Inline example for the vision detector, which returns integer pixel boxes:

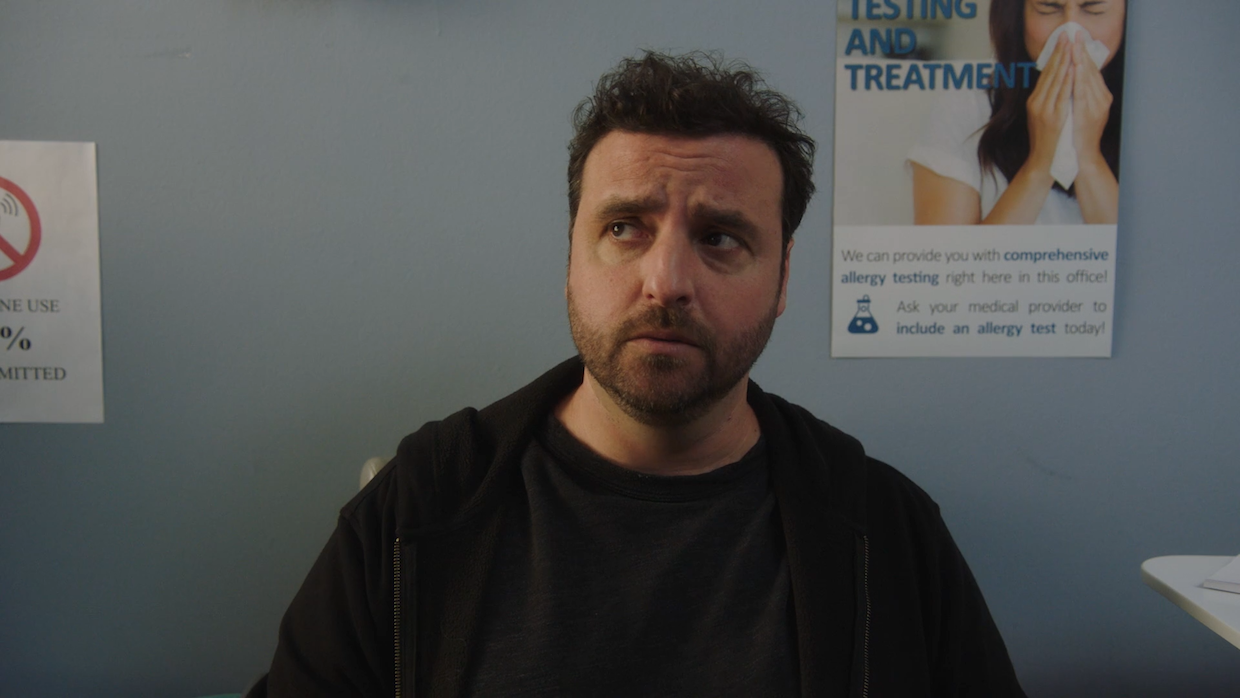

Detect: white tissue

[1034,22,1110,189]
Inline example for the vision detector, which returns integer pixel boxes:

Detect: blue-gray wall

[2,1,1237,695]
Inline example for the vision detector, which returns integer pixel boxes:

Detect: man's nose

[640,230,695,308]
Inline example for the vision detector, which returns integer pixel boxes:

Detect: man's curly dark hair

[568,51,816,249]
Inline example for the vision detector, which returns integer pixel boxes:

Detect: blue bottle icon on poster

[848,295,879,334]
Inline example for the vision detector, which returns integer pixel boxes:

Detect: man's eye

[608,222,637,239]
[702,231,741,250]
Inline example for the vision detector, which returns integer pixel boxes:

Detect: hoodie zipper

[863,535,872,698]
[394,537,403,698]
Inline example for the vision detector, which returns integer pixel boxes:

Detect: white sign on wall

[0,141,103,422]
[833,225,1114,357]
[831,1,1128,357]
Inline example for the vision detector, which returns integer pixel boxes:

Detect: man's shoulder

[758,389,865,455]
[339,357,586,532]
[337,405,483,532]
[753,385,942,529]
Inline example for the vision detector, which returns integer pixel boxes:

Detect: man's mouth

[630,329,698,346]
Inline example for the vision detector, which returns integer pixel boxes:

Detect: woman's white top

[907,89,1085,225]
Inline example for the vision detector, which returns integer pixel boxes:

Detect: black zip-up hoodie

[255,357,1025,697]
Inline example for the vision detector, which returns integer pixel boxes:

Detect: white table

[1142,555,1240,650]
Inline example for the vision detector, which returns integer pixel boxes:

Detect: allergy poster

[831,0,1128,357]
[0,141,103,422]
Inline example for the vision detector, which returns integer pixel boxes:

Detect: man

[253,52,1025,697]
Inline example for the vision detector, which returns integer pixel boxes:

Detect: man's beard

[567,290,779,427]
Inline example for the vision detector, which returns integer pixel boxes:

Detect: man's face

[566,130,789,426]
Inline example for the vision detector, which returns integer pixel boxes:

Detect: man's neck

[553,369,761,476]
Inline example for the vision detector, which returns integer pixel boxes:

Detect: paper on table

[1203,555,1240,594]
[1035,22,1110,189]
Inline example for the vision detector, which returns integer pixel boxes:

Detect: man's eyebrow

[691,204,761,238]
[592,196,763,237]
[595,195,666,219]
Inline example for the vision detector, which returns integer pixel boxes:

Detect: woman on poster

[909,0,1126,225]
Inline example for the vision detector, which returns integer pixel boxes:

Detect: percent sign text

[0,326,32,351]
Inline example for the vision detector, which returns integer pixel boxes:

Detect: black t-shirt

[464,416,800,697]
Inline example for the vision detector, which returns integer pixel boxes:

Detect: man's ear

[776,237,793,317]
[565,223,577,300]
[565,234,572,300]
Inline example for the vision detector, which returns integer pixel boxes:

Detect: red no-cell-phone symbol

[0,176,41,281]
